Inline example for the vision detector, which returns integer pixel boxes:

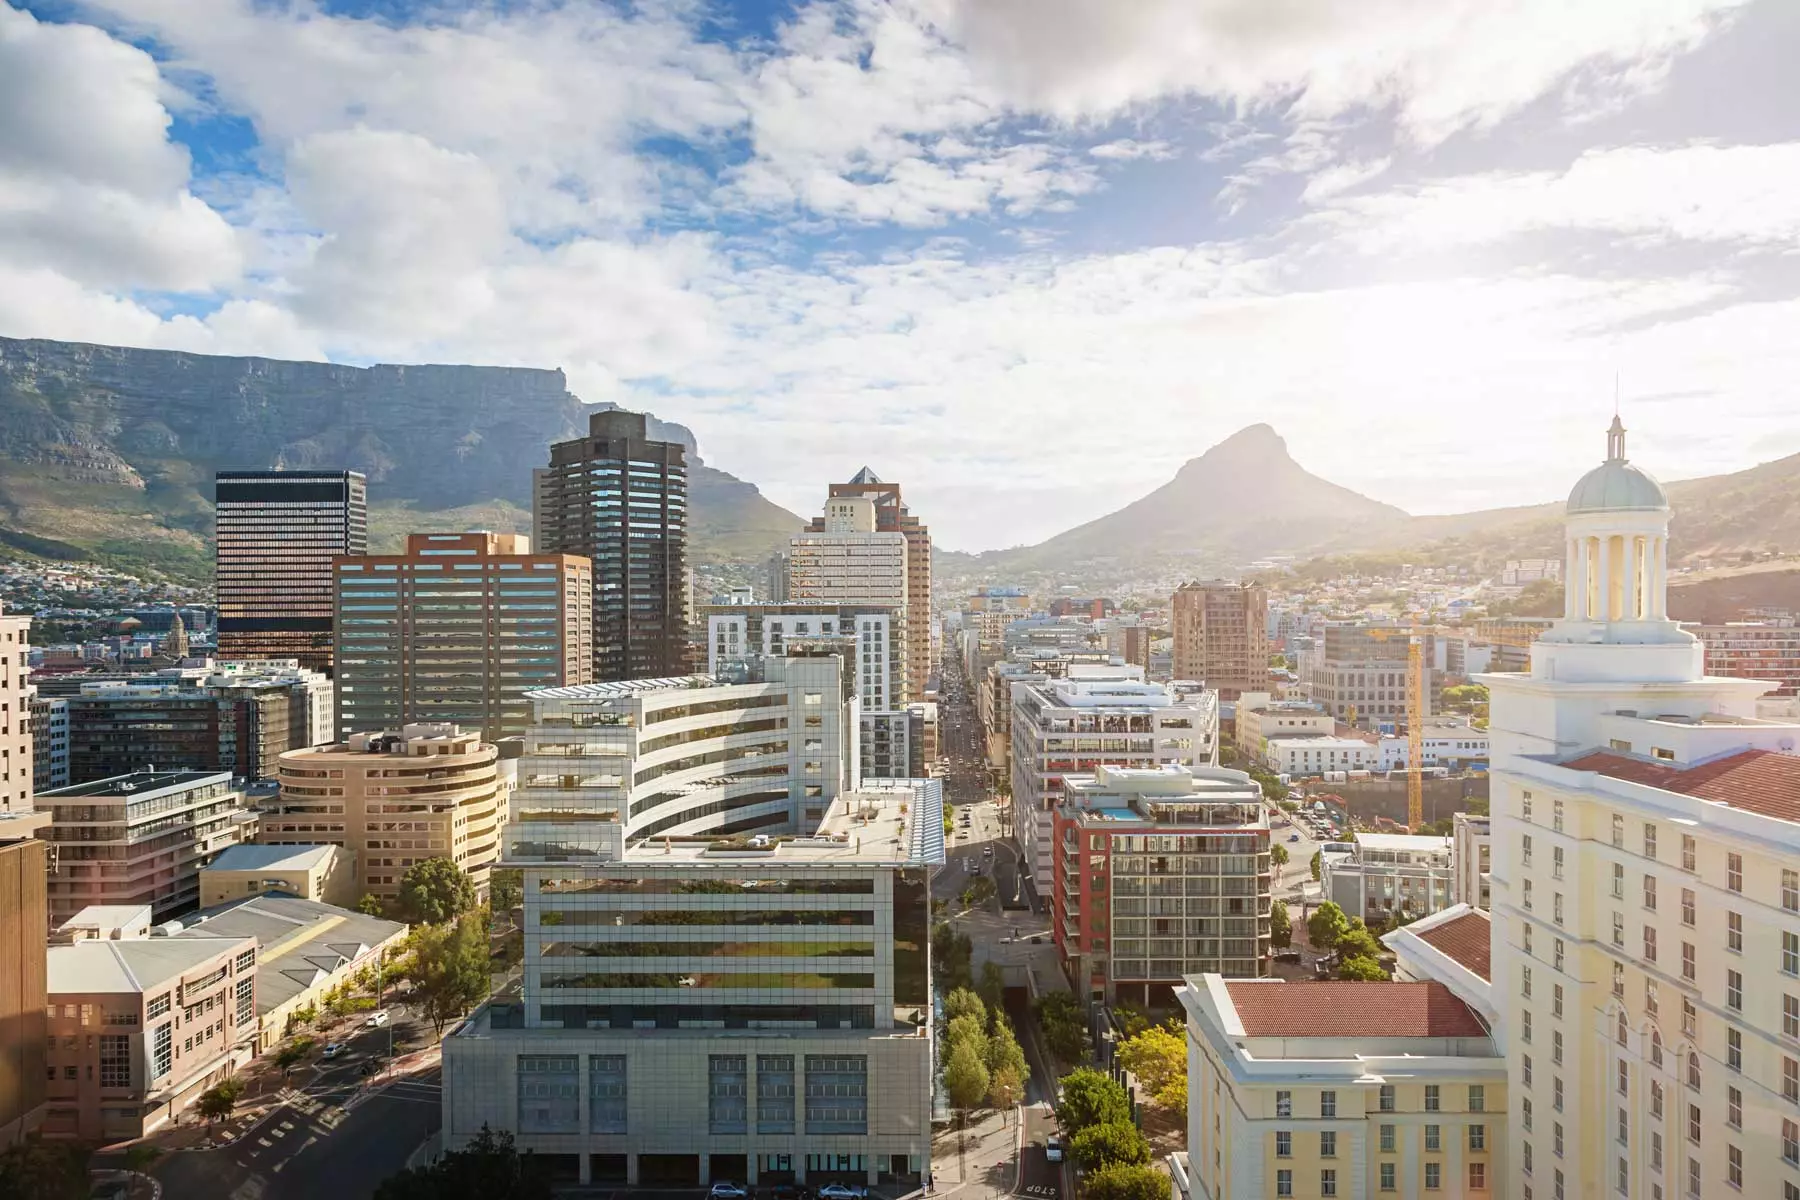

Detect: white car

[1045,1135,1065,1163]
[365,1009,391,1028]
[709,1184,748,1200]
[321,1042,346,1059]
[816,1185,867,1200]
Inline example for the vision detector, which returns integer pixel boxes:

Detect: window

[1426,1125,1441,1152]
[1380,1162,1396,1192]
[1683,997,1697,1037]
[147,994,170,1020]
[1614,961,1626,997]
[1554,1077,1564,1112]
[1553,846,1564,879]
[1727,970,1742,1012]
[1681,835,1696,872]
[1788,994,1799,1039]
[1648,980,1660,1016]
[1619,1060,1630,1093]
[1682,942,1697,981]
[1619,1107,1630,1144]
[1727,1085,1741,1128]
[1275,1131,1292,1158]
[1320,1169,1337,1197]
[1553,1030,1564,1065]
[1522,1011,1533,1044]
[98,1035,130,1088]
[804,1055,868,1134]
[1553,1122,1564,1156]
[1726,1026,1742,1071]
[1555,893,1565,924]
[1425,1084,1440,1112]
[1645,823,1658,859]
[1470,1084,1485,1113]
[1613,863,1625,898]
[1525,925,1535,957]
[1785,868,1799,913]
[1557,1168,1566,1200]
[1320,1131,1336,1158]
[1554,939,1565,971]
[1425,1163,1441,1191]
[1688,1052,1702,1090]
[1653,1129,1664,1171]
[1645,926,1659,962]
[1524,1140,1535,1172]
[708,1055,749,1134]
[1553,800,1564,832]
[1613,912,1625,945]
[1470,1124,1486,1151]
[1727,911,1743,953]
[1276,1170,1292,1198]
[1380,1124,1396,1153]
[1617,1157,1629,1195]
[1276,1090,1292,1117]
[1727,1143,1742,1189]
[1727,852,1742,892]
[1523,1054,1533,1086]
[1787,931,1800,976]
[1523,834,1533,866]
[1688,1103,1701,1144]
[1471,1163,1487,1191]
[1320,1090,1336,1118]
[1785,1056,1799,1103]
[149,1024,172,1079]
[1524,878,1534,910]
[1523,1096,1534,1131]
[1379,1084,1395,1112]
[1784,1118,1799,1166]
[1554,984,1564,1017]
[1644,874,1657,910]
[592,1055,629,1133]
[1687,1159,1701,1199]
[1681,888,1696,926]
[1613,814,1625,847]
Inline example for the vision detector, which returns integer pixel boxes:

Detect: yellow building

[262,723,501,904]
[1178,975,1506,1199]
[198,843,357,908]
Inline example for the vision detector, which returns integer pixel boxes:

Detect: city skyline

[4,1,1800,550]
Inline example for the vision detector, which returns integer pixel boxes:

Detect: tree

[1116,1025,1184,1098]
[1154,1072,1188,1123]
[1071,1122,1150,1170]
[945,1014,989,1062]
[988,1064,1025,1111]
[489,868,523,914]
[1056,1067,1130,1134]
[1335,920,1383,963]
[1270,843,1289,869]
[407,912,491,1033]
[1310,850,1322,881]
[1270,899,1292,950]
[398,857,477,926]
[978,960,1006,1018]
[961,875,997,908]
[1307,901,1351,952]
[1082,1163,1169,1200]
[1035,991,1088,1065]
[986,1016,1028,1083]
[944,1043,990,1115]
[944,987,986,1025]
[274,1037,317,1076]
[374,1125,551,1200]
[356,893,386,917]
[1336,955,1390,981]
[196,1077,245,1123]
[0,1140,89,1200]
[933,923,973,991]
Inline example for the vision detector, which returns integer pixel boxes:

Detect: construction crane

[1365,624,1427,832]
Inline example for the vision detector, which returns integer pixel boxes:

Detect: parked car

[366,1009,391,1027]
[1045,1135,1065,1163]
[321,1042,346,1059]
[710,1184,748,1200]
[816,1185,866,1200]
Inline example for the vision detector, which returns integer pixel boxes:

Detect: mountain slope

[0,336,802,579]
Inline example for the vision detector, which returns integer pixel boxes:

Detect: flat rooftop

[1355,833,1455,853]
[619,780,945,869]
[527,676,718,701]
[40,769,232,799]
[204,844,338,873]
[174,893,407,1015]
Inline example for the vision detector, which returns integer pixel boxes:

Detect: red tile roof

[1565,749,1800,824]
[1411,910,1492,982]
[1223,980,1490,1039]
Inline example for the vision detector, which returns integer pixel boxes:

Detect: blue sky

[4,0,1800,550]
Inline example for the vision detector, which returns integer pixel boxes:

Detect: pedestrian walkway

[930,1108,1022,1200]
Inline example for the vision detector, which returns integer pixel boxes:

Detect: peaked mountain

[968,424,1410,575]
[0,336,802,581]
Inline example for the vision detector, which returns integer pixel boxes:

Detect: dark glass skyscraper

[215,470,367,672]
[533,410,689,680]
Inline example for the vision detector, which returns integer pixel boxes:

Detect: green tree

[1270,899,1292,950]
[945,1014,989,1061]
[1082,1162,1169,1200]
[1336,920,1383,963]
[1155,1072,1188,1123]
[944,1043,991,1115]
[407,912,491,1033]
[356,893,386,917]
[960,875,997,908]
[274,1036,317,1076]
[933,923,973,991]
[1056,1067,1130,1134]
[944,987,986,1026]
[1306,902,1351,952]
[986,1016,1028,1083]
[196,1077,245,1123]
[374,1125,551,1200]
[1116,1025,1184,1098]
[1071,1121,1150,1170]
[0,1140,89,1200]
[1336,955,1390,981]
[1270,843,1289,869]
[978,960,1006,1019]
[1035,991,1088,1065]
[1310,850,1322,881]
[988,1063,1025,1111]
[489,868,523,914]
[398,857,478,926]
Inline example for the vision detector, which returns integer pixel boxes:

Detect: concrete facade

[1172,581,1271,701]
[198,843,357,908]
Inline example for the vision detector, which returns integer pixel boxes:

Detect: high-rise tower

[804,470,932,701]
[534,410,689,680]
[214,470,367,673]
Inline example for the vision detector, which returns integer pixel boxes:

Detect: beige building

[1177,975,1507,1200]
[1235,694,1333,761]
[263,723,502,904]
[199,843,357,908]
[1172,580,1270,701]
[2,600,30,814]
[0,826,49,1147]
[334,531,594,740]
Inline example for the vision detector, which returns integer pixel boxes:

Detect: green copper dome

[1566,417,1669,514]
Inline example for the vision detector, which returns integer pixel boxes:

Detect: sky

[4,0,1800,551]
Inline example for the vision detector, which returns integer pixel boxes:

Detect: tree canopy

[1082,1163,1169,1200]
[1116,1025,1184,1098]
[1056,1067,1131,1134]
[374,1126,550,1200]
[405,912,491,1033]
[1306,901,1351,951]
[1270,899,1292,950]
[1071,1122,1149,1170]
[1035,990,1088,1065]
[397,857,477,926]
[0,1140,89,1200]
[943,1043,990,1113]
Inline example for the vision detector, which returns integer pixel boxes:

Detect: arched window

[1650,1029,1664,1068]
[1617,1011,1629,1046]
[1687,1052,1701,1091]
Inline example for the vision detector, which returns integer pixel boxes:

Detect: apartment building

[1311,624,1442,726]
[787,535,909,665]
[1052,765,1269,1006]
[333,532,594,739]
[1486,418,1800,1200]
[534,410,690,681]
[507,654,855,851]
[443,766,940,1189]
[0,827,49,1147]
[38,771,255,922]
[1689,619,1800,696]
[1010,665,1218,892]
[262,724,502,903]
[1234,695,1332,760]
[1260,734,1377,777]
[32,693,70,792]
[1172,581,1271,701]
[214,470,367,672]
[1321,832,1456,923]
[1,601,29,813]
[1178,976,1506,1200]
[43,932,257,1139]
[1377,720,1490,771]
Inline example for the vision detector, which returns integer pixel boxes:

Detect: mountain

[0,336,802,581]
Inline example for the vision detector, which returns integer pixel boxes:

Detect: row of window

[1273,1164,1485,1196]
[1274,1083,1485,1117]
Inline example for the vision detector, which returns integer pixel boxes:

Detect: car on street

[1289,833,1301,842]
[710,1184,749,1199]
[1045,1135,1064,1163]
[321,1042,346,1059]
[816,1185,867,1200]
[366,1009,391,1027]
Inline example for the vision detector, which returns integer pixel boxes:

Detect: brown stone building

[805,469,933,702]
[1171,580,1270,701]
[0,829,49,1147]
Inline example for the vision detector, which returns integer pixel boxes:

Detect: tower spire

[1607,415,1626,462]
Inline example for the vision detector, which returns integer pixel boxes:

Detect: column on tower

[1577,536,1594,620]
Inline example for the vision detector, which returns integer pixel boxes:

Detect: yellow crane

[1365,624,1427,832]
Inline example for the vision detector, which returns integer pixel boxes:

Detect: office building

[39,770,255,922]
[702,603,904,716]
[1376,720,1489,771]
[333,532,593,739]
[442,771,940,1189]
[0,825,49,1147]
[1052,765,1270,1006]
[263,724,503,904]
[534,410,690,681]
[1234,695,1332,760]
[198,843,357,909]
[1010,665,1218,892]
[1472,616,1555,673]
[1451,812,1491,910]
[1176,975,1505,1200]
[214,470,367,672]
[1485,418,1800,1200]
[1,601,29,814]
[1310,623,1446,726]
[1689,619,1800,696]
[803,471,932,704]
[1320,832,1456,923]
[1259,733,1377,777]
[1172,581,1271,701]
[44,931,257,1139]
[32,692,70,792]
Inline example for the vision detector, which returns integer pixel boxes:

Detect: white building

[1452,812,1492,910]
[1485,417,1800,1200]
[1377,722,1490,771]
[1321,832,1456,923]
[31,690,70,793]
[1261,734,1377,777]
[1009,665,1217,892]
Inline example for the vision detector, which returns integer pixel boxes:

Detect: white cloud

[1300,156,1392,203]
[1088,139,1179,161]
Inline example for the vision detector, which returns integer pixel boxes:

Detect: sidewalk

[931,1108,1022,1200]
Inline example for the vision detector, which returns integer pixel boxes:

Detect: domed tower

[164,611,189,659]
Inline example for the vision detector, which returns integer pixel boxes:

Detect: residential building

[43,932,258,1139]
[39,771,255,922]
[0,825,50,1147]
[32,692,70,792]
[441,771,942,1188]
[1482,419,1800,1200]
[1010,666,1218,893]
[1376,720,1490,771]
[1321,832,1455,923]
[507,654,855,850]
[333,532,594,739]
[802,470,932,703]
[1234,695,1331,762]
[63,661,333,785]
[263,724,502,904]
[787,533,909,693]
[1384,904,1495,1029]
[2,601,29,813]
[1452,813,1492,910]
[1689,619,1800,696]
[166,892,405,1052]
[214,470,367,672]
[979,652,1121,779]
[1260,734,1377,778]
[1311,624,1443,726]
[534,410,690,681]
[1500,558,1562,586]
[1172,581,1271,701]
[1052,765,1269,1006]
[1179,975,1506,1200]
[198,843,357,908]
